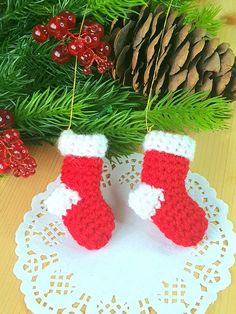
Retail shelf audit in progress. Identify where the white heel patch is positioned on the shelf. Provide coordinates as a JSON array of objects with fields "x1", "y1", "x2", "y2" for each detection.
[
  {"x1": 45, "y1": 183, "x2": 80, "y2": 217},
  {"x1": 128, "y1": 183, "x2": 164, "y2": 220}
]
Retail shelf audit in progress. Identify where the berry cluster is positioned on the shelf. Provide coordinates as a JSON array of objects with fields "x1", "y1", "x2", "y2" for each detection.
[
  {"x1": 32, "y1": 11, "x2": 113, "y2": 75},
  {"x1": 0, "y1": 110, "x2": 37, "y2": 178}
]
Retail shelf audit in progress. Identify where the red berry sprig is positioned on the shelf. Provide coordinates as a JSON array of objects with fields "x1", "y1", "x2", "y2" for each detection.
[
  {"x1": 0, "y1": 109, "x2": 14, "y2": 129},
  {"x1": 32, "y1": 12, "x2": 113, "y2": 75},
  {"x1": 0, "y1": 109, "x2": 37, "y2": 178}
]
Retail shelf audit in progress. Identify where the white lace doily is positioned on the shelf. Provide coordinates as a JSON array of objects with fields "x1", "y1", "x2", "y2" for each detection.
[{"x1": 14, "y1": 153, "x2": 236, "y2": 314}]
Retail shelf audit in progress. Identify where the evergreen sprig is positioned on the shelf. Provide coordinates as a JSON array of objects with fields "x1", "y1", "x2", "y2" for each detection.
[
  {"x1": 146, "y1": 91, "x2": 232, "y2": 132},
  {"x1": 152, "y1": 0, "x2": 223, "y2": 37},
  {"x1": 3, "y1": 84, "x2": 231, "y2": 157},
  {"x1": 0, "y1": 0, "x2": 87, "y2": 41},
  {"x1": 0, "y1": 0, "x2": 231, "y2": 158},
  {"x1": 86, "y1": 0, "x2": 147, "y2": 24},
  {"x1": 1, "y1": 0, "x2": 223, "y2": 40},
  {"x1": 183, "y1": 3, "x2": 223, "y2": 37}
]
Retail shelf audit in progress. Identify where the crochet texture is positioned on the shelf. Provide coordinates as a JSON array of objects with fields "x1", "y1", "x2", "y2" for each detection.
[
  {"x1": 129, "y1": 131, "x2": 208, "y2": 247},
  {"x1": 47, "y1": 130, "x2": 115, "y2": 250}
]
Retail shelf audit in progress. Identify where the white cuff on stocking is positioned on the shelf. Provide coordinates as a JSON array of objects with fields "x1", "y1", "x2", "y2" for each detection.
[
  {"x1": 58, "y1": 130, "x2": 108, "y2": 158},
  {"x1": 45, "y1": 183, "x2": 80, "y2": 217},
  {"x1": 144, "y1": 131, "x2": 196, "y2": 161},
  {"x1": 128, "y1": 183, "x2": 164, "y2": 220}
]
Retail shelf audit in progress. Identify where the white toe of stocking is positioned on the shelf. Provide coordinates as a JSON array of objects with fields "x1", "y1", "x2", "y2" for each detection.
[
  {"x1": 128, "y1": 183, "x2": 164, "y2": 220},
  {"x1": 44, "y1": 183, "x2": 80, "y2": 217}
]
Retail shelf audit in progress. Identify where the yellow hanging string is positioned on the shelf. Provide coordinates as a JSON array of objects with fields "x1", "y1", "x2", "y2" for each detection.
[
  {"x1": 145, "y1": 0, "x2": 174, "y2": 133},
  {"x1": 68, "y1": 6, "x2": 88, "y2": 130},
  {"x1": 68, "y1": 57, "x2": 78, "y2": 130}
]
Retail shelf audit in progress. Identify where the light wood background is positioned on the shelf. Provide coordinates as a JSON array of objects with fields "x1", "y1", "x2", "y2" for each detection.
[{"x1": 0, "y1": 0, "x2": 236, "y2": 313}]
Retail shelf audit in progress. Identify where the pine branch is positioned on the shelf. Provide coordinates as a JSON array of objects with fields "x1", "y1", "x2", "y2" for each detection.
[
  {"x1": 183, "y1": 4, "x2": 223, "y2": 37},
  {"x1": 1, "y1": 0, "x2": 49, "y2": 41},
  {"x1": 0, "y1": 0, "x2": 87, "y2": 41},
  {"x1": 0, "y1": 0, "x2": 230, "y2": 158},
  {"x1": 150, "y1": 0, "x2": 193, "y2": 10},
  {"x1": 48, "y1": 0, "x2": 88, "y2": 18},
  {"x1": 0, "y1": 53, "x2": 33, "y2": 103},
  {"x1": 87, "y1": 0, "x2": 147, "y2": 24},
  {"x1": 0, "y1": 0, "x2": 224, "y2": 103},
  {"x1": 0, "y1": 35, "x2": 87, "y2": 104},
  {"x1": 4, "y1": 80, "x2": 145, "y2": 156},
  {"x1": 3, "y1": 87, "x2": 231, "y2": 157},
  {"x1": 146, "y1": 91, "x2": 232, "y2": 132},
  {"x1": 151, "y1": 0, "x2": 223, "y2": 36}
]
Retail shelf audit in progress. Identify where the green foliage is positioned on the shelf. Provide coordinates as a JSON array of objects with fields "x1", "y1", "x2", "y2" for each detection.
[
  {"x1": 0, "y1": 0, "x2": 230, "y2": 157},
  {"x1": 87, "y1": 0, "x2": 223, "y2": 35},
  {"x1": 0, "y1": 0, "x2": 223, "y2": 41},
  {"x1": 3, "y1": 84, "x2": 231, "y2": 157},
  {"x1": 145, "y1": 91, "x2": 232, "y2": 132},
  {"x1": 183, "y1": 4, "x2": 223, "y2": 37},
  {"x1": 0, "y1": 0, "x2": 87, "y2": 42},
  {"x1": 151, "y1": 0, "x2": 223, "y2": 37},
  {"x1": 86, "y1": 0, "x2": 147, "y2": 24},
  {"x1": 3, "y1": 78, "x2": 146, "y2": 156},
  {"x1": 150, "y1": 0, "x2": 193, "y2": 10},
  {"x1": 0, "y1": 34, "x2": 86, "y2": 104}
]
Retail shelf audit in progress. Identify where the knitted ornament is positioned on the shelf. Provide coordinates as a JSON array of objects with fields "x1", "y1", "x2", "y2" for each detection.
[
  {"x1": 129, "y1": 131, "x2": 208, "y2": 247},
  {"x1": 45, "y1": 130, "x2": 115, "y2": 250}
]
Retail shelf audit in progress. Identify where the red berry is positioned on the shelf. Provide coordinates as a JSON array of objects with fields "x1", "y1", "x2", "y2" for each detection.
[
  {"x1": 0, "y1": 140, "x2": 7, "y2": 159},
  {"x1": 83, "y1": 35, "x2": 92, "y2": 46},
  {"x1": 68, "y1": 39, "x2": 85, "y2": 56},
  {"x1": 83, "y1": 67, "x2": 92, "y2": 75},
  {"x1": 24, "y1": 156, "x2": 37, "y2": 169},
  {"x1": 11, "y1": 166, "x2": 21, "y2": 177},
  {"x1": 83, "y1": 34, "x2": 100, "y2": 49},
  {"x1": 8, "y1": 139, "x2": 24, "y2": 147},
  {"x1": 58, "y1": 11, "x2": 76, "y2": 29},
  {"x1": 82, "y1": 21, "x2": 104, "y2": 38},
  {"x1": 32, "y1": 24, "x2": 49, "y2": 43},
  {"x1": 96, "y1": 42, "x2": 112, "y2": 57},
  {"x1": 83, "y1": 19, "x2": 94, "y2": 27},
  {"x1": 52, "y1": 45, "x2": 70, "y2": 64},
  {"x1": 78, "y1": 49, "x2": 94, "y2": 66},
  {"x1": 2, "y1": 129, "x2": 20, "y2": 143},
  {"x1": 106, "y1": 60, "x2": 113, "y2": 68},
  {"x1": 47, "y1": 16, "x2": 68, "y2": 39},
  {"x1": 97, "y1": 65, "x2": 107, "y2": 74},
  {"x1": 21, "y1": 170, "x2": 35, "y2": 178},
  {"x1": 81, "y1": 19, "x2": 95, "y2": 35},
  {"x1": 96, "y1": 24, "x2": 104, "y2": 38},
  {"x1": 10, "y1": 155, "x2": 37, "y2": 178},
  {"x1": 0, "y1": 109, "x2": 14, "y2": 129},
  {"x1": 22, "y1": 156, "x2": 37, "y2": 177},
  {"x1": 0, "y1": 160, "x2": 10, "y2": 174},
  {"x1": 9, "y1": 143, "x2": 29, "y2": 161}
]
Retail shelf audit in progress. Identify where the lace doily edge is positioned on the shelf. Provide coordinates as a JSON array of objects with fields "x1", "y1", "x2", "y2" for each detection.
[{"x1": 13, "y1": 172, "x2": 236, "y2": 314}]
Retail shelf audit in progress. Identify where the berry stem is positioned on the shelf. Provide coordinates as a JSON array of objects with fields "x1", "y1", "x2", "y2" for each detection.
[
  {"x1": 94, "y1": 54, "x2": 107, "y2": 64},
  {"x1": 66, "y1": 31, "x2": 78, "y2": 40}
]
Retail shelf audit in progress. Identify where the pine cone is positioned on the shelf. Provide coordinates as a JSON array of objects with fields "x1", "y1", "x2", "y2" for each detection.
[{"x1": 111, "y1": 5, "x2": 236, "y2": 101}]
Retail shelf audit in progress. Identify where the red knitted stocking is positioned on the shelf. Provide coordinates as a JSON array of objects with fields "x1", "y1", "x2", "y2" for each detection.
[
  {"x1": 129, "y1": 131, "x2": 208, "y2": 247},
  {"x1": 45, "y1": 130, "x2": 115, "y2": 250}
]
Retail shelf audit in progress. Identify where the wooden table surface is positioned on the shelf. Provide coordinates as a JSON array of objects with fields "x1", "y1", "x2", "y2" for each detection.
[{"x1": 1, "y1": 0, "x2": 236, "y2": 313}]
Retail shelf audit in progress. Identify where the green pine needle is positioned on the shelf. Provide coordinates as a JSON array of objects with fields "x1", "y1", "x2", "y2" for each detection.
[
  {"x1": 150, "y1": 0, "x2": 193, "y2": 10},
  {"x1": 87, "y1": 0, "x2": 147, "y2": 24},
  {"x1": 0, "y1": 0, "x2": 231, "y2": 158},
  {"x1": 146, "y1": 91, "x2": 232, "y2": 132},
  {"x1": 3, "y1": 86, "x2": 231, "y2": 157},
  {"x1": 183, "y1": 4, "x2": 223, "y2": 37},
  {"x1": 151, "y1": 0, "x2": 223, "y2": 37}
]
